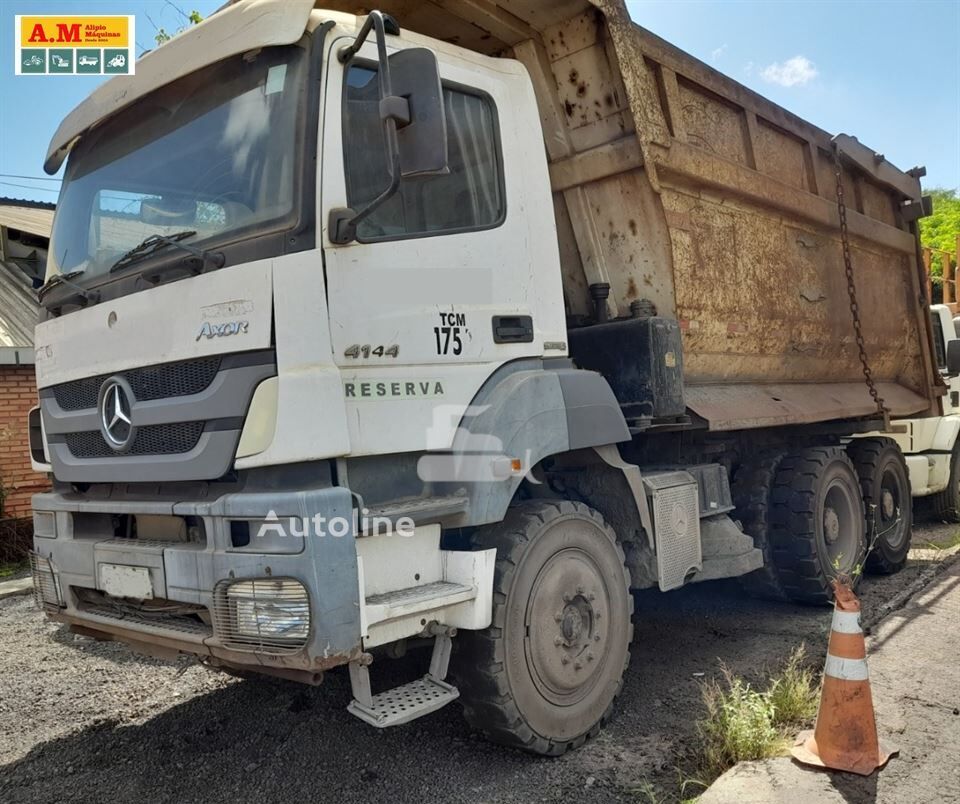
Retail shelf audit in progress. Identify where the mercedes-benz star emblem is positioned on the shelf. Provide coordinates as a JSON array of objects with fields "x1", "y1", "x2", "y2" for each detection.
[{"x1": 99, "y1": 379, "x2": 134, "y2": 450}]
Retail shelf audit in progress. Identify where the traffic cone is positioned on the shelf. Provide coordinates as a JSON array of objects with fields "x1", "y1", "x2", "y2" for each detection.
[{"x1": 791, "y1": 578, "x2": 897, "y2": 776}]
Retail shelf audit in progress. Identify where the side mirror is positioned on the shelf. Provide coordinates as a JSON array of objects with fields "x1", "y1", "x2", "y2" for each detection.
[
  {"x1": 947, "y1": 339, "x2": 960, "y2": 375},
  {"x1": 389, "y1": 48, "x2": 448, "y2": 178},
  {"x1": 329, "y1": 11, "x2": 449, "y2": 244}
]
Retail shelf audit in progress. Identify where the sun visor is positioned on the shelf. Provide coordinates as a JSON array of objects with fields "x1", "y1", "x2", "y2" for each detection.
[{"x1": 44, "y1": 0, "x2": 316, "y2": 174}]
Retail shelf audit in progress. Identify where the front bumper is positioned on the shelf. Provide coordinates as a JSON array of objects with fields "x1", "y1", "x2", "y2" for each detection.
[{"x1": 30, "y1": 484, "x2": 362, "y2": 675}]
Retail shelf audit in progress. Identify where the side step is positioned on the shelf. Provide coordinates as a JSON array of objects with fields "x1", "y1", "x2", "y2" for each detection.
[
  {"x1": 362, "y1": 491, "x2": 469, "y2": 530},
  {"x1": 347, "y1": 629, "x2": 459, "y2": 728}
]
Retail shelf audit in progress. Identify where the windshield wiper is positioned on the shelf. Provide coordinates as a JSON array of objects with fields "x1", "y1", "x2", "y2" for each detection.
[
  {"x1": 109, "y1": 230, "x2": 225, "y2": 275},
  {"x1": 37, "y1": 269, "x2": 99, "y2": 305}
]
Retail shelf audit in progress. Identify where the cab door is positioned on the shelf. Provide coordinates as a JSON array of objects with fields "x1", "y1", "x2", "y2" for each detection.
[{"x1": 319, "y1": 34, "x2": 565, "y2": 456}]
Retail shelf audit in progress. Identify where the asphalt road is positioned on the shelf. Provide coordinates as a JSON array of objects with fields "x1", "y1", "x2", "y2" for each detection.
[{"x1": 1, "y1": 522, "x2": 957, "y2": 804}]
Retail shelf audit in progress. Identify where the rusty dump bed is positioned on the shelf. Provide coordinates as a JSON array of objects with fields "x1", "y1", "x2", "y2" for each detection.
[{"x1": 324, "y1": 1, "x2": 940, "y2": 430}]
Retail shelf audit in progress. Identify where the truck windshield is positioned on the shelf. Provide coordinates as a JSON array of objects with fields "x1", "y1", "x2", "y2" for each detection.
[{"x1": 47, "y1": 45, "x2": 306, "y2": 284}]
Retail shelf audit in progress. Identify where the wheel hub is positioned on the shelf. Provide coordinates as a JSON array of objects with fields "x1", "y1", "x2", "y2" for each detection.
[
  {"x1": 823, "y1": 506, "x2": 840, "y2": 544},
  {"x1": 560, "y1": 599, "x2": 591, "y2": 645},
  {"x1": 525, "y1": 549, "x2": 611, "y2": 705},
  {"x1": 881, "y1": 488, "x2": 895, "y2": 520}
]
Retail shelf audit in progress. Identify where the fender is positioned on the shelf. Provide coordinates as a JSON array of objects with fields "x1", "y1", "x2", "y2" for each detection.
[
  {"x1": 440, "y1": 359, "x2": 630, "y2": 526},
  {"x1": 933, "y1": 415, "x2": 960, "y2": 453}
]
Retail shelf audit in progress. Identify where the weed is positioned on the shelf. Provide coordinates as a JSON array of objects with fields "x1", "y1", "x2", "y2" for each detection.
[
  {"x1": 767, "y1": 645, "x2": 819, "y2": 728},
  {"x1": 697, "y1": 665, "x2": 786, "y2": 779}
]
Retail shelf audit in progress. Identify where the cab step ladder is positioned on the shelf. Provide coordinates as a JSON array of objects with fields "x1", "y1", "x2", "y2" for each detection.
[{"x1": 347, "y1": 627, "x2": 459, "y2": 727}]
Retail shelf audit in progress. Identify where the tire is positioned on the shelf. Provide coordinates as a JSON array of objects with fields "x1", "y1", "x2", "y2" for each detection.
[
  {"x1": 846, "y1": 438, "x2": 912, "y2": 575},
  {"x1": 929, "y1": 441, "x2": 960, "y2": 523},
  {"x1": 455, "y1": 500, "x2": 633, "y2": 756},
  {"x1": 732, "y1": 453, "x2": 790, "y2": 601},
  {"x1": 766, "y1": 447, "x2": 868, "y2": 604}
]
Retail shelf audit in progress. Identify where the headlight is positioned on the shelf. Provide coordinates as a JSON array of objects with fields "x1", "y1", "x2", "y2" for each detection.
[{"x1": 215, "y1": 579, "x2": 310, "y2": 654}]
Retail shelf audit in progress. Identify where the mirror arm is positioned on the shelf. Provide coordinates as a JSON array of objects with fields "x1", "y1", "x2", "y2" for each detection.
[{"x1": 329, "y1": 11, "x2": 406, "y2": 245}]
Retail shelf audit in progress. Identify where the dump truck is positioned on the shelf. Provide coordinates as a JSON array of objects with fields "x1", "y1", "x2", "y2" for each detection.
[{"x1": 29, "y1": 0, "x2": 939, "y2": 754}]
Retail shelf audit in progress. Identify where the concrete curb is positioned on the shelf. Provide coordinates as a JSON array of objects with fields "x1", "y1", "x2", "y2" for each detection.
[{"x1": 0, "y1": 576, "x2": 33, "y2": 600}]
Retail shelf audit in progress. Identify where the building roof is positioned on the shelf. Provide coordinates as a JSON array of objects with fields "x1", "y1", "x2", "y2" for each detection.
[
  {"x1": 0, "y1": 198, "x2": 55, "y2": 240},
  {"x1": 0, "y1": 259, "x2": 38, "y2": 359}
]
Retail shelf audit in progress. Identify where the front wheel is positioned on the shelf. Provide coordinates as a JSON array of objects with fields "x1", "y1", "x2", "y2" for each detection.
[
  {"x1": 455, "y1": 500, "x2": 633, "y2": 756},
  {"x1": 929, "y1": 441, "x2": 960, "y2": 523}
]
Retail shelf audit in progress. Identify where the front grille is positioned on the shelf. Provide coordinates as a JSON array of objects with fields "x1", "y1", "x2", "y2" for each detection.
[
  {"x1": 65, "y1": 421, "x2": 205, "y2": 459},
  {"x1": 75, "y1": 589, "x2": 212, "y2": 637},
  {"x1": 52, "y1": 356, "x2": 222, "y2": 411}
]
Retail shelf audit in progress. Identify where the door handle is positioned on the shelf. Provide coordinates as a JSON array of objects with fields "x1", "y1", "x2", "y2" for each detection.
[{"x1": 492, "y1": 315, "x2": 534, "y2": 344}]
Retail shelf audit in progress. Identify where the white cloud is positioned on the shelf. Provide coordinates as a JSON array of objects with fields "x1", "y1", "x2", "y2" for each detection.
[
  {"x1": 711, "y1": 44, "x2": 728, "y2": 61},
  {"x1": 760, "y1": 55, "x2": 818, "y2": 87}
]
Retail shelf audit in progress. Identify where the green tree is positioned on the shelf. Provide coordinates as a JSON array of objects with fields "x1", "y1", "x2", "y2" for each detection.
[
  {"x1": 154, "y1": 10, "x2": 203, "y2": 45},
  {"x1": 921, "y1": 188, "x2": 960, "y2": 281}
]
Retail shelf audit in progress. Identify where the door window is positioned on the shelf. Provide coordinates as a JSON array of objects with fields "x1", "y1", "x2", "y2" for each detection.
[{"x1": 342, "y1": 64, "x2": 504, "y2": 242}]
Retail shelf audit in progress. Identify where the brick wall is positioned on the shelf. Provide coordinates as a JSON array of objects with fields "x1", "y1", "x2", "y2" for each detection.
[{"x1": 0, "y1": 365, "x2": 49, "y2": 519}]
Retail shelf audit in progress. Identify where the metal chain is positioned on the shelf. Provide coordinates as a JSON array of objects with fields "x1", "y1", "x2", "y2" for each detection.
[{"x1": 833, "y1": 144, "x2": 890, "y2": 430}]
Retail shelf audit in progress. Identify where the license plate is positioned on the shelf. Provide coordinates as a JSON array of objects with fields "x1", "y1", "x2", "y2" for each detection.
[{"x1": 99, "y1": 564, "x2": 154, "y2": 599}]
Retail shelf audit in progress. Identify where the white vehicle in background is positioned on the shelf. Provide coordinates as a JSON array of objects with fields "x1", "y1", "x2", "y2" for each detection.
[
  {"x1": 892, "y1": 305, "x2": 960, "y2": 519},
  {"x1": 107, "y1": 54, "x2": 126, "y2": 68},
  {"x1": 78, "y1": 55, "x2": 99, "y2": 67},
  {"x1": 51, "y1": 54, "x2": 70, "y2": 68}
]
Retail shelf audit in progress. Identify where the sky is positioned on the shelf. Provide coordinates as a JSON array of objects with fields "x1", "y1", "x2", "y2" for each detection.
[{"x1": 0, "y1": 0, "x2": 957, "y2": 205}]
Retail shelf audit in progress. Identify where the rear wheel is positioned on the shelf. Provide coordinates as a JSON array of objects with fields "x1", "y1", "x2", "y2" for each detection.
[
  {"x1": 732, "y1": 453, "x2": 789, "y2": 601},
  {"x1": 767, "y1": 447, "x2": 867, "y2": 604},
  {"x1": 847, "y1": 438, "x2": 912, "y2": 574},
  {"x1": 735, "y1": 447, "x2": 867, "y2": 605},
  {"x1": 455, "y1": 500, "x2": 632, "y2": 755}
]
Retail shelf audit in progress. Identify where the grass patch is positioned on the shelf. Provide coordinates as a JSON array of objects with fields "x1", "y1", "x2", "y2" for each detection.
[
  {"x1": 920, "y1": 528, "x2": 960, "y2": 552},
  {"x1": 0, "y1": 559, "x2": 28, "y2": 579},
  {"x1": 698, "y1": 667, "x2": 785, "y2": 778},
  {"x1": 696, "y1": 646, "x2": 820, "y2": 783},
  {"x1": 767, "y1": 645, "x2": 819, "y2": 728},
  {"x1": 630, "y1": 772, "x2": 708, "y2": 804}
]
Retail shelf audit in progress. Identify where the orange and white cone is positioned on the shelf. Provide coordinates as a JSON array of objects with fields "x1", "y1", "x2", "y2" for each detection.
[{"x1": 791, "y1": 579, "x2": 897, "y2": 776}]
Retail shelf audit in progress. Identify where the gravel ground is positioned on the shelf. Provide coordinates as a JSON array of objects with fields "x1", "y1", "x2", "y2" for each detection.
[{"x1": 1, "y1": 521, "x2": 957, "y2": 804}]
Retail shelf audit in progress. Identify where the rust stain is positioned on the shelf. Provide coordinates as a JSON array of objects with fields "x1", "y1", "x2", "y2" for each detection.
[
  {"x1": 628, "y1": 219, "x2": 638, "y2": 236},
  {"x1": 626, "y1": 277, "x2": 639, "y2": 298},
  {"x1": 569, "y1": 68, "x2": 579, "y2": 84}
]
